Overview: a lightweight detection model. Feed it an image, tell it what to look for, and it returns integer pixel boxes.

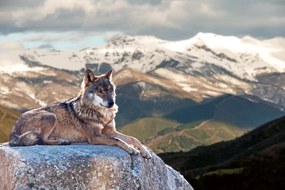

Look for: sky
[0,0,284,51]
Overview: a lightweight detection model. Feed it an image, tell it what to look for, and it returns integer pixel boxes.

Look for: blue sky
[0,32,106,51]
[0,0,284,51]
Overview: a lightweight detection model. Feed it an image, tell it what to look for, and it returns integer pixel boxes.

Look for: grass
[120,117,246,153]
[119,117,179,142]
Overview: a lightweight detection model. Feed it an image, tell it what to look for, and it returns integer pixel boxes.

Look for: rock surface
[0,144,193,190]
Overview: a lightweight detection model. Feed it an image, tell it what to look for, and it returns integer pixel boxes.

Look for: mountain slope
[117,94,273,153]
[145,120,245,153]
[119,117,179,143]
[0,105,20,142]
[159,115,285,190]
[0,66,81,110]
[115,77,197,126]
[165,94,284,128]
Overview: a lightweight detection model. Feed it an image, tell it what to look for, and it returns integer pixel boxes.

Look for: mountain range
[0,33,284,152]
[159,115,285,190]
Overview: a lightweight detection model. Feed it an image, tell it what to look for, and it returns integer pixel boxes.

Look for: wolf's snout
[108,100,114,108]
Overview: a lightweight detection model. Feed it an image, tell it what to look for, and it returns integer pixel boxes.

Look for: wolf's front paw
[127,146,140,156]
[141,148,152,159]
[59,139,71,145]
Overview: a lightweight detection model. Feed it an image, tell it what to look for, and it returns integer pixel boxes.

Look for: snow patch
[194,33,285,71]
[43,80,53,84]
[178,83,197,92]
[205,90,222,96]
[0,52,44,73]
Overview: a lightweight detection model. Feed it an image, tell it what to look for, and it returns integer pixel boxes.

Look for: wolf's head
[81,69,116,109]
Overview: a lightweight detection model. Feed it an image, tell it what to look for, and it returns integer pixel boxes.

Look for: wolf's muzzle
[108,100,114,108]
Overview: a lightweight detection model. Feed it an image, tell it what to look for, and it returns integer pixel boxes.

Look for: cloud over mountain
[0,0,284,40]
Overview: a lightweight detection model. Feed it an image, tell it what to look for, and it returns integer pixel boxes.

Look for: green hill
[119,117,246,153]
[146,120,245,153]
[0,105,20,143]
[119,117,179,143]
[159,115,285,190]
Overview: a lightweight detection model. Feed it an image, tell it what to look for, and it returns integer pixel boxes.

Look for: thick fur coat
[9,69,151,159]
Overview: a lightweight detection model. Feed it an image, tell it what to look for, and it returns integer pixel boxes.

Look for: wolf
[9,69,152,159]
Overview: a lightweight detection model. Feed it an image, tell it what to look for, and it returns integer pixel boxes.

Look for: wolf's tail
[9,131,43,146]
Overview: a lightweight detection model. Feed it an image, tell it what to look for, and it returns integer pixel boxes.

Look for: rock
[0,144,193,190]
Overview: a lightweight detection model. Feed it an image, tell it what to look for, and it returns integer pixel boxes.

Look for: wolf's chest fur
[71,99,116,127]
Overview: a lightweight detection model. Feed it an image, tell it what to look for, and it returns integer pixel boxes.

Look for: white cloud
[0,0,284,51]
[11,0,95,27]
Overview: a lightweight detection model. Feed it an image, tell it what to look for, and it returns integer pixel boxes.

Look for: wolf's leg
[9,131,43,146]
[102,122,152,159]
[89,135,140,155]
[108,132,152,159]
[38,112,71,145]
[9,111,65,146]
[117,132,152,159]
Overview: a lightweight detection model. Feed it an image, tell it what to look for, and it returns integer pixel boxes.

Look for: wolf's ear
[82,69,96,87]
[104,69,113,80]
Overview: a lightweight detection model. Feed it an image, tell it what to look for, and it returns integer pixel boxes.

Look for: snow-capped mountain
[1,33,285,151]
[1,32,284,111]
[2,33,284,77]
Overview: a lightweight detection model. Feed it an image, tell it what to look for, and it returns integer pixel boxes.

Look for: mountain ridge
[159,115,285,170]
[158,115,285,190]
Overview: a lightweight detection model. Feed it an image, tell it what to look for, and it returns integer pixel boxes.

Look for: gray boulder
[0,144,193,190]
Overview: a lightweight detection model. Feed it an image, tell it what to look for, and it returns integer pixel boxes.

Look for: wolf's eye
[107,86,112,92]
[97,89,103,93]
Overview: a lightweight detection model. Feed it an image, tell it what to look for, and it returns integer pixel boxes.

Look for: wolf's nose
[108,100,114,107]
